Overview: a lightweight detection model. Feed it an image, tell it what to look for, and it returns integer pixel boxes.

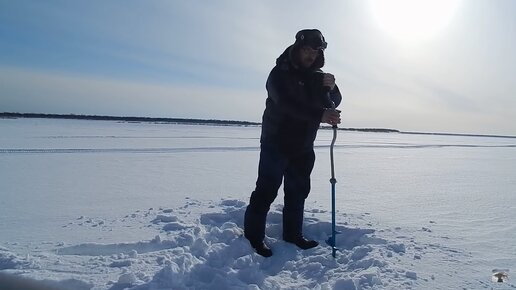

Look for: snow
[1,118,515,289]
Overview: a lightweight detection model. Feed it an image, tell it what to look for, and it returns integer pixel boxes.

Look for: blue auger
[325,93,339,258]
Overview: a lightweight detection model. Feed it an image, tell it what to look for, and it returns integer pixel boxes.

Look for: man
[244,29,342,257]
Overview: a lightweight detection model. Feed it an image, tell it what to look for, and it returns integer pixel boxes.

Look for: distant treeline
[338,127,399,133]
[401,131,516,139]
[0,112,260,126]
[1,112,400,133]
[319,126,399,133]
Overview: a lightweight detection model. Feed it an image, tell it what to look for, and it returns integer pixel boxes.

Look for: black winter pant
[244,143,315,242]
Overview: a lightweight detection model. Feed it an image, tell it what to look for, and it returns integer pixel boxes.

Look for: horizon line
[2,112,516,140]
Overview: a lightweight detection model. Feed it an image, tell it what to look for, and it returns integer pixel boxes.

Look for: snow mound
[91,200,417,289]
[5,199,428,289]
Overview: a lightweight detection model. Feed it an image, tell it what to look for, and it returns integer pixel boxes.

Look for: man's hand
[323,73,336,91]
[321,108,341,126]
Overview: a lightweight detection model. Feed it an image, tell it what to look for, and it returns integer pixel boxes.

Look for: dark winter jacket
[260,45,342,152]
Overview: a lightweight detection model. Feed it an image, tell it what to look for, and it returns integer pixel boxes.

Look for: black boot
[283,207,318,249]
[284,236,319,250]
[247,239,273,257]
[244,206,267,243]
[244,206,273,257]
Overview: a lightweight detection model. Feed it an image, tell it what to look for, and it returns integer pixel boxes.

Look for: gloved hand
[321,108,341,126]
[322,73,336,91]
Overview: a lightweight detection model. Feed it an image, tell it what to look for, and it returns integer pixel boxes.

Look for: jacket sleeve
[266,68,325,122]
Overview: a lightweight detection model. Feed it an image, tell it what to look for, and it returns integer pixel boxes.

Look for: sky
[1,0,515,135]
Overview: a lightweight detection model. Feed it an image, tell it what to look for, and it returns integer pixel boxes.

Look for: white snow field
[1,118,515,290]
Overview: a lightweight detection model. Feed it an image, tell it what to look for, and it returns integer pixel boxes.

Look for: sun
[370,0,462,44]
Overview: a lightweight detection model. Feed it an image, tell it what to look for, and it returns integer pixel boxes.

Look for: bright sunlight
[370,0,462,44]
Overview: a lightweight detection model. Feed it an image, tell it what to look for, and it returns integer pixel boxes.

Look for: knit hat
[294,29,327,50]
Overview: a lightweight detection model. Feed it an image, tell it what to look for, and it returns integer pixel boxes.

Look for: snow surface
[1,118,515,289]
